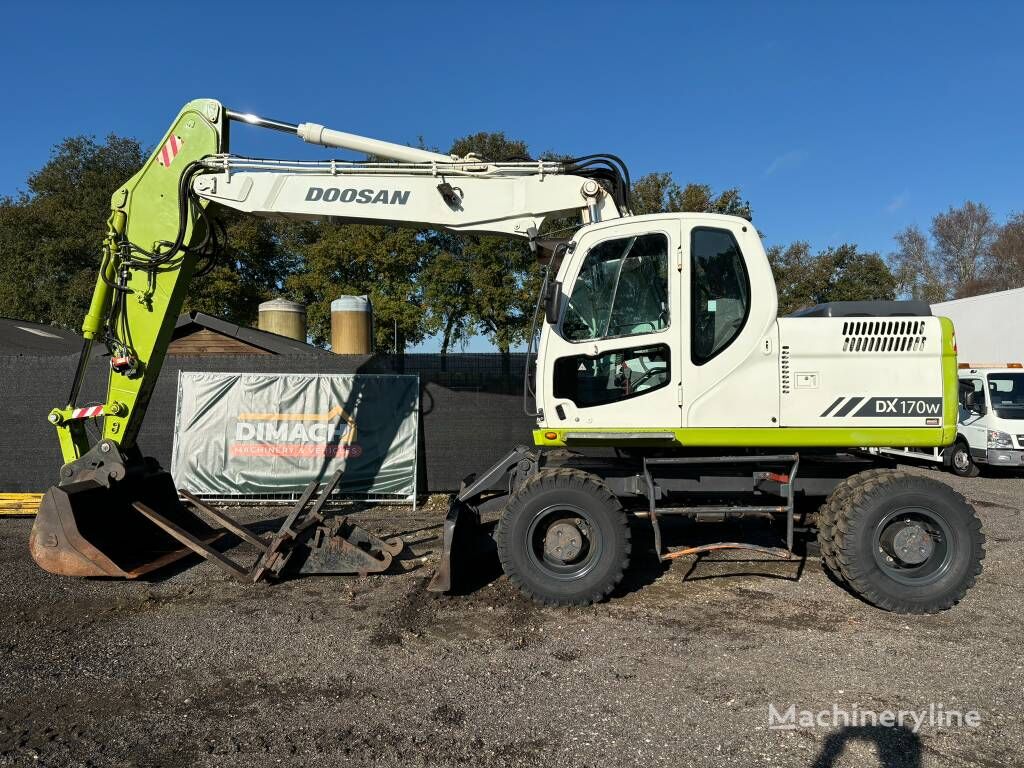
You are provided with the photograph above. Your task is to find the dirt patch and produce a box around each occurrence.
[1,467,1022,767]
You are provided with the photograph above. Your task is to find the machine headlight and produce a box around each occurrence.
[988,430,1013,449]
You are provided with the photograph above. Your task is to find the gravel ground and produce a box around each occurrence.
[1,466,1022,768]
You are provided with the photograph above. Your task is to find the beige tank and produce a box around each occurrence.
[258,298,307,341]
[331,295,373,354]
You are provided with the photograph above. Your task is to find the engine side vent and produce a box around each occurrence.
[842,319,927,353]
[781,345,791,394]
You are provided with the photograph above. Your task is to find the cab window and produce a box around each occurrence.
[553,344,670,408]
[691,227,750,365]
[987,372,1024,419]
[562,233,669,342]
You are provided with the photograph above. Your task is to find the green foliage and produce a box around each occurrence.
[462,233,542,353]
[769,242,897,315]
[185,214,298,326]
[0,135,146,328]
[420,232,476,353]
[439,132,542,354]
[284,220,429,351]
[629,173,752,220]
[450,133,529,162]
[0,134,297,332]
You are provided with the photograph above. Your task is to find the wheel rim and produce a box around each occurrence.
[872,506,955,586]
[953,447,971,471]
[526,504,602,582]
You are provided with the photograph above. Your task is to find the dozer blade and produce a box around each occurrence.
[30,471,220,579]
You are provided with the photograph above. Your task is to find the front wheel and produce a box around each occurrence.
[496,468,631,605]
[945,439,979,478]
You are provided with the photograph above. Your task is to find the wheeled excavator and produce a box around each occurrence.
[31,99,985,613]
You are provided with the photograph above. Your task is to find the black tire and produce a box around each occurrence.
[832,470,985,613]
[496,468,630,605]
[817,468,891,578]
[945,439,979,478]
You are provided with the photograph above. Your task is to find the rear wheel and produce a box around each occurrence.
[496,468,630,605]
[831,470,984,613]
[816,468,891,578]
[945,439,979,478]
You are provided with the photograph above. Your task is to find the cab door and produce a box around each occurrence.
[959,376,987,455]
[679,219,780,428]
[539,218,683,429]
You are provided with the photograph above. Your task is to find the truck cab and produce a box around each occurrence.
[956,363,1024,472]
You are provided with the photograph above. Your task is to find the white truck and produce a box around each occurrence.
[875,363,1024,476]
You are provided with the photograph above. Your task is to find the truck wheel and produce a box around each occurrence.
[496,468,630,605]
[831,470,985,613]
[945,439,979,478]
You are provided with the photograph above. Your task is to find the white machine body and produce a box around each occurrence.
[534,213,950,442]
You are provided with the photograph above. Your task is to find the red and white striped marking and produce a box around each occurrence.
[157,135,185,168]
[70,405,104,419]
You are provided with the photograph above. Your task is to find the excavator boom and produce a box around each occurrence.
[32,98,625,579]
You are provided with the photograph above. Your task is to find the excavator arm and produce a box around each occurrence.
[53,99,622,465]
[32,98,626,579]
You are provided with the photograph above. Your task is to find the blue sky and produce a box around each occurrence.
[2,2,1021,350]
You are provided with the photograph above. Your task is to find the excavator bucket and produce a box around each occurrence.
[29,471,220,579]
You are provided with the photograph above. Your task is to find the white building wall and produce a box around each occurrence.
[932,287,1024,362]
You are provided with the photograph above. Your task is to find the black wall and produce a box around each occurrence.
[0,353,535,494]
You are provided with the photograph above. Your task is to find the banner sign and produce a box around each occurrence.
[171,372,418,500]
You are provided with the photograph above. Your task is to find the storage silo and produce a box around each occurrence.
[257,298,307,341]
[331,295,373,354]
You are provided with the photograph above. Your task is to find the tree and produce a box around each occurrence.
[813,245,897,305]
[767,241,816,313]
[284,220,430,352]
[629,172,752,220]
[769,242,897,315]
[185,214,298,326]
[889,225,947,303]
[0,134,294,332]
[0,135,147,328]
[931,201,998,297]
[888,202,1019,302]
[630,172,684,215]
[462,233,542,355]
[450,131,529,162]
[983,212,1024,293]
[440,132,540,356]
[420,233,476,354]
[679,183,753,220]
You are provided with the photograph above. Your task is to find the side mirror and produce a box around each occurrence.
[544,280,563,325]
[959,384,987,415]
[958,382,973,409]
